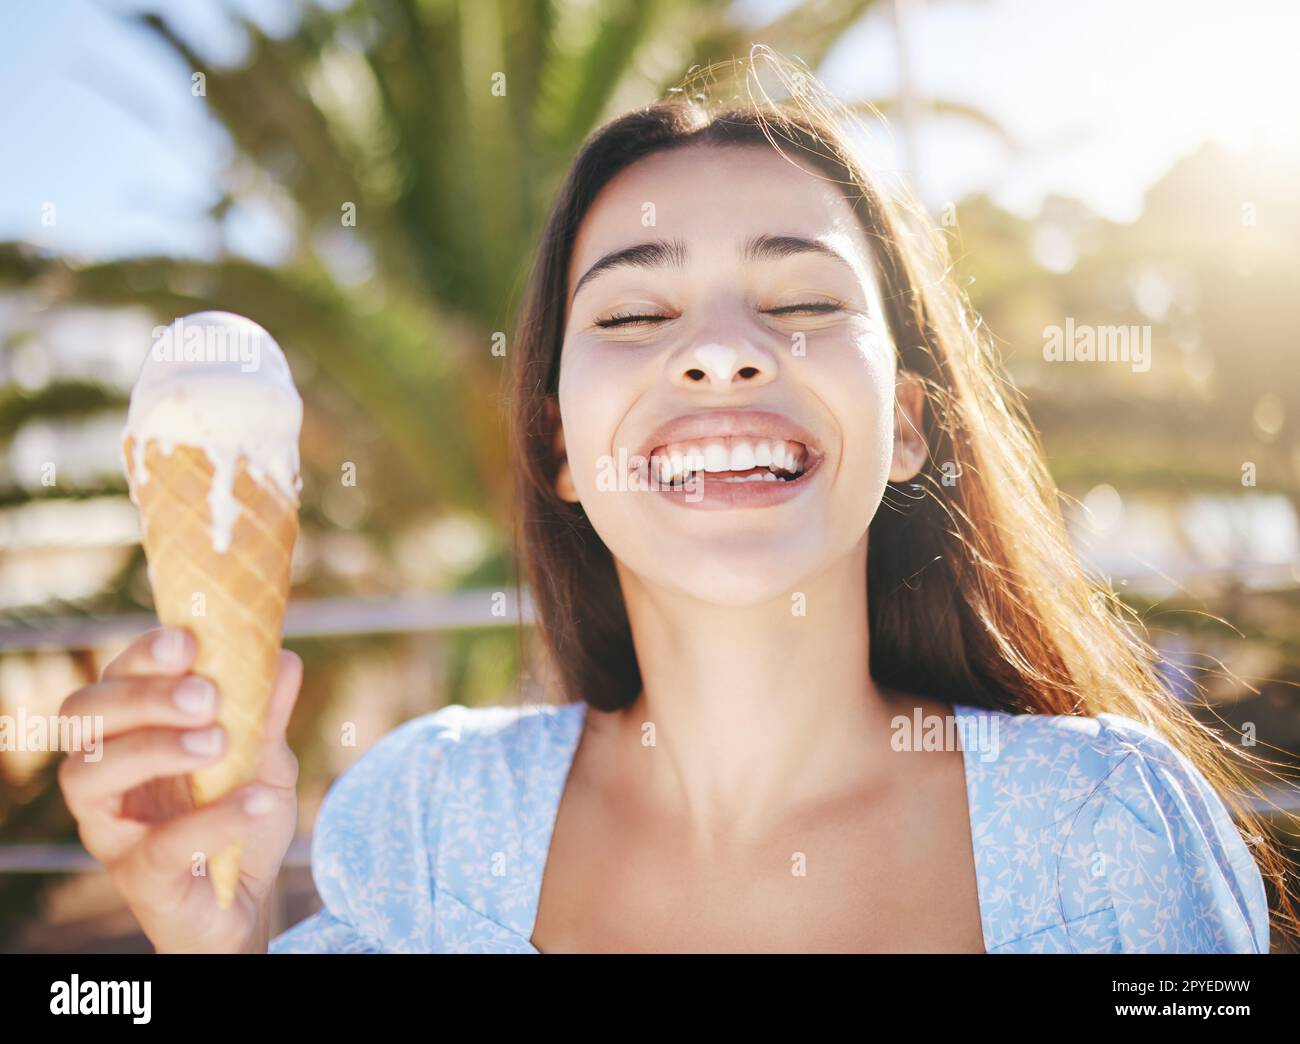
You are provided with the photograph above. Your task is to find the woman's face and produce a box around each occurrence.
[555,143,925,606]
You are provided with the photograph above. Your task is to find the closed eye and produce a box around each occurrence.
[593,311,672,328]
[764,301,843,316]
[596,301,843,328]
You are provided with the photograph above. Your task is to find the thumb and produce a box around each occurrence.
[262,650,303,744]
[255,650,302,788]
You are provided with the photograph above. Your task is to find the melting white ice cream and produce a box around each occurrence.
[122,311,303,553]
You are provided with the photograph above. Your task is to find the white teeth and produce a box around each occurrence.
[648,436,811,481]
[729,441,756,471]
[765,442,807,477]
[703,443,729,472]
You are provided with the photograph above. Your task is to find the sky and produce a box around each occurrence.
[811,0,1300,220]
[1,0,1298,263]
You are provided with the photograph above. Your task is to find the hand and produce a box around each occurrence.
[57,627,302,953]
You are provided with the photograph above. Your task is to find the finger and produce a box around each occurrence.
[72,811,151,871]
[59,675,219,739]
[110,782,280,910]
[252,652,302,790]
[261,650,303,746]
[59,725,226,817]
[103,628,195,680]
[224,778,297,881]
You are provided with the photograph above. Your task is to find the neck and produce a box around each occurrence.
[610,534,898,848]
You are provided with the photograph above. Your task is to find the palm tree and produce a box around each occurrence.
[0,0,1009,946]
[3,0,1008,520]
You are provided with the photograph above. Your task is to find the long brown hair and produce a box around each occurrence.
[506,46,1298,945]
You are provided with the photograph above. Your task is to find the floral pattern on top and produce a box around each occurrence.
[269,700,1269,954]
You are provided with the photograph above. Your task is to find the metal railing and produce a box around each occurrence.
[0,839,312,873]
[0,589,536,652]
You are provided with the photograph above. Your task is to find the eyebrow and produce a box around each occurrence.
[570,233,856,304]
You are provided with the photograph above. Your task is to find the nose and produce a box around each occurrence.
[673,340,776,389]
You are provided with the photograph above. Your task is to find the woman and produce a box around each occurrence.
[60,51,1293,953]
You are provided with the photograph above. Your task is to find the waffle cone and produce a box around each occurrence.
[123,435,299,909]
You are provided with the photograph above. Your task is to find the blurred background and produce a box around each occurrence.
[2,0,1298,952]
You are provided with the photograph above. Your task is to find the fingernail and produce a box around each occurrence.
[243,785,274,816]
[173,676,216,716]
[181,726,223,757]
[152,629,190,669]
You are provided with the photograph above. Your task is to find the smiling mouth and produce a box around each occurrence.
[643,435,817,484]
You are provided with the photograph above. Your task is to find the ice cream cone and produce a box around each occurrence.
[123,434,299,909]
[121,311,303,909]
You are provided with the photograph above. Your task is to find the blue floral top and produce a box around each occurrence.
[269,700,1270,954]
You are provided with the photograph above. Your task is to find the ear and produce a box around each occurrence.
[546,397,580,503]
[889,370,929,483]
